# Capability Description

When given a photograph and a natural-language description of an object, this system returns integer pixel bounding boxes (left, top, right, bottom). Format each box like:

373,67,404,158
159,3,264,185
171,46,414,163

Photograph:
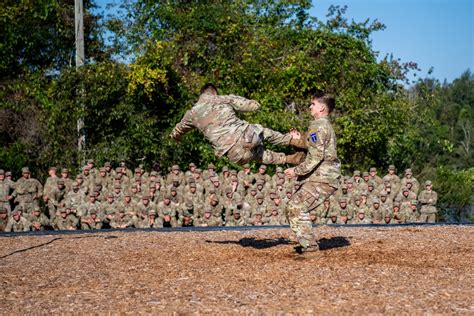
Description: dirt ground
0,225,473,314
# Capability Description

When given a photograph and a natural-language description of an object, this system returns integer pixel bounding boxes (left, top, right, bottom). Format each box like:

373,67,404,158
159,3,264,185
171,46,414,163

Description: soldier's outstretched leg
261,127,307,149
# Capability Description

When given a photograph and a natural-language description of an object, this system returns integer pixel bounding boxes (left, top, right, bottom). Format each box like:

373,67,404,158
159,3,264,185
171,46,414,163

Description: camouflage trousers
419,212,436,223
285,182,337,248
226,125,291,165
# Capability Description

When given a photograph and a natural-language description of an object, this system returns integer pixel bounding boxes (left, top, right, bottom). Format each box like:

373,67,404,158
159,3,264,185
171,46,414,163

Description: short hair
200,83,218,95
311,92,335,114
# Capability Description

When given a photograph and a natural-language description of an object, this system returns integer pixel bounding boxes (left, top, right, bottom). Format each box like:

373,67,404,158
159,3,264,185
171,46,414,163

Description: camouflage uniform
0,207,10,231
5,211,31,232
170,92,292,165
13,167,43,214
0,170,13,214
418,181,438,223
286,116,340,249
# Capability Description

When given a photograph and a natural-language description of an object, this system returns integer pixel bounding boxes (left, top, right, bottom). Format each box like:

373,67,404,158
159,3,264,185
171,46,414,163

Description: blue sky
95,0,473,83
311,0,473,83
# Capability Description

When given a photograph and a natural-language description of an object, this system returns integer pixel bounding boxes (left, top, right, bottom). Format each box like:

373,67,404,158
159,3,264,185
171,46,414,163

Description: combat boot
294,243,319,254
289,137,308,149
285,152,306,165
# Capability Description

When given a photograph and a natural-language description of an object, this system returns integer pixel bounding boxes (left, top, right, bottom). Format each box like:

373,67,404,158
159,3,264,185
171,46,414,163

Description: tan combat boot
285,152,306,165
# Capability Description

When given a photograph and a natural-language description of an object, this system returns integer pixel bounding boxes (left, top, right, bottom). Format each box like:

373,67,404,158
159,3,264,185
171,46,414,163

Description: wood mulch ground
0,225,473,314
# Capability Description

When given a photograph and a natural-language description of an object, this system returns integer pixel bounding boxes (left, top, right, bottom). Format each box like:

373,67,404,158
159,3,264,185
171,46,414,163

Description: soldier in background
12,167,42,214
170,83,305,166
400,169,420,195
418,180,438,223
0,170,14,214
5,210,31,232
0,207,9,231
28,206,50,231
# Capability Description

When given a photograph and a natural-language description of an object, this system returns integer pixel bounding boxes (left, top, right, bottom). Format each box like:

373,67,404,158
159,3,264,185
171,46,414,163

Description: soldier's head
86,159,94,169
310,92,335,118
204,209,212,219
339,198,348,208
82,167,90,176
114,185,122,193
388,164,396,175
410,200,418,210
104,161,112,172
124,194,131,203
0,170,4,181
362,171,369,181
353,170,361,180
354,196,361,206
393,202,400,213
309,210,317,222
31,206,41,217
233,209,241,220
170,187,178,196
256,193,264,204
405,169,412,178
48,167,57,177
164,195,171,205
369,167,377,177
57,180,65,189
72,181,80,191
425,180,433,190
21,167,30,179
171,165,180,175
89,192,98,202
200,83,218,96
384,211,393,224
402,187,410,197
107,194,114,203
99,167,107,177
142,196,150,204
243,163,251,172
258,165,267,175
13,210,21,221
271,208,279,216
358,209,366,219
373,199,380,209
380,191,388,201
255,210,263,220
346,179,353,189
59,208,68,218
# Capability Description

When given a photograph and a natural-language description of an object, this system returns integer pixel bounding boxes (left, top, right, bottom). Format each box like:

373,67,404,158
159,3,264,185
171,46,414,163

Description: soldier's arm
294,124,328,176
223,95,261,113
170,110,194,142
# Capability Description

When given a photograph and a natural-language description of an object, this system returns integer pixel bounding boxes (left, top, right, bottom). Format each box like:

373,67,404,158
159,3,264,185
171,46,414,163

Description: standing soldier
43,167,59,204
170,83,305,165
418,180,438,223
0,170,14,214
384,165,401,190
13,167,43,214
400,169,420,195
284,93,341,254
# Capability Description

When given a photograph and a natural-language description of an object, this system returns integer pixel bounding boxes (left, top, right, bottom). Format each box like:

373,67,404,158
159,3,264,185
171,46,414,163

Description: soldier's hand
284,168,296,179
289,128,301,140
169,132,181,143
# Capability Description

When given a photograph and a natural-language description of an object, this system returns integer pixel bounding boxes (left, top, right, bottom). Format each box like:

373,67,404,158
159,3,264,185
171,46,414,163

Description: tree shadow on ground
206,236,350,251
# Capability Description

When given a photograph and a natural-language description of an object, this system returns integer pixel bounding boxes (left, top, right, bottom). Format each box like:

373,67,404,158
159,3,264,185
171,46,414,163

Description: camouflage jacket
170,93,260,157
294,117,341,187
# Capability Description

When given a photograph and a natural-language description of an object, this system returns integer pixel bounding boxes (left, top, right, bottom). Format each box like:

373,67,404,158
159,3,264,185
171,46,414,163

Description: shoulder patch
310,132,318,143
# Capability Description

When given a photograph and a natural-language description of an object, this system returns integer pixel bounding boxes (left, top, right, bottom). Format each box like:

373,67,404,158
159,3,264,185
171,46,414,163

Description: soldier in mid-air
170,83,306,166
